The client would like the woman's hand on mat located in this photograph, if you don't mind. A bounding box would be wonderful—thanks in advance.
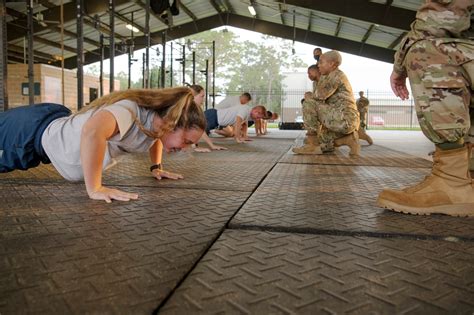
[235,138,245,144]
[210,145,227,150]
[152,169,184,180]
[194,147,212,153]
[88,186,139,203]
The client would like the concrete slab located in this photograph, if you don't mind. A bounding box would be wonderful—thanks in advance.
[160,230,474,314]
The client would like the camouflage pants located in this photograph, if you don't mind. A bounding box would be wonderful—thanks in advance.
[359,110,368,129]
[317,103,360,150]
[302,99,320,134]
[406,39,474,145]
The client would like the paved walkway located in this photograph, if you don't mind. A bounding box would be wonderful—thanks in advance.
[1,130,473,314]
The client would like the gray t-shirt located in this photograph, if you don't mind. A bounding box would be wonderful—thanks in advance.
[217,105,251,127]
[215,96,241,109]
[41,100,157,181]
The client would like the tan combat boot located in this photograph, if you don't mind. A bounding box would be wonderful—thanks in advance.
[377,145,474,216]
[292,135,323,155]
[358,128,373,145]
[468,143,474,179]
[303,131,317,144]
[334,131,361,156]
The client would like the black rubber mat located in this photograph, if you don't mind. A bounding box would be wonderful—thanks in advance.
[229,164,474,239]
[0,183,248,314]
[0,138,292,191]
[159,230,474,315]
[279,144,432,168]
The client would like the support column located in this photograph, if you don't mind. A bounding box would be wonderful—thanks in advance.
[170,42,173,87]
[212,40,216,108]
[109,0,115,92]
[99,34,104,96]
[204,59,208,110]
[0,0,8,111]
[192,51,195,85]
[181,44,185,86]
[27,0,34,105]
[161,31,166,88]
[77,0,84,109]
[145,0,150,88]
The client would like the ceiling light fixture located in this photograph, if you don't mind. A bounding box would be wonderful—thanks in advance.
[126,24,139,33]
[248,5,257,16]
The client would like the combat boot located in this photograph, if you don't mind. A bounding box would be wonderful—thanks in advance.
[468,143,474,179]
[358,128,373,145]
[292,135,323,155]
[303,131,317,144]
[334,132,361,156]
[377,145,474,216]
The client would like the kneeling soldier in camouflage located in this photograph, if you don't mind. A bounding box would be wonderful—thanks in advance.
[292,51,360,156]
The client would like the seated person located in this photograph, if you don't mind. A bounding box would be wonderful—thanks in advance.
[200,105,267,150]
[293,50,360,156]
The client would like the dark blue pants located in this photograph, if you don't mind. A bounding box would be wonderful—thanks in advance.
[204,109,219,134]
[0,103,71,172]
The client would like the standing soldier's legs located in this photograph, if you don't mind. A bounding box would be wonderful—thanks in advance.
[318,104,360,156]
[378,40,474,216]
[358,111,373,145]
[293,99,323,154]
[462,58,474,175]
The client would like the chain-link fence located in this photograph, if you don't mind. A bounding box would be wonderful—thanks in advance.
[220,89,420,129]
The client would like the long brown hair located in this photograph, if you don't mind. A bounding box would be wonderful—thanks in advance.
[79,87,206,138]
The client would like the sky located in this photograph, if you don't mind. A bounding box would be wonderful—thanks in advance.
[89,26,397,94]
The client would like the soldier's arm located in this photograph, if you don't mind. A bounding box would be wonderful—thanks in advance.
[315,72,339,101]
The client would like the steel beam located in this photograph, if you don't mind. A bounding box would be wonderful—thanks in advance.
[6,6,100,48]
[284,0,416,30]
[62,13,397,68]
[227,14,395,63]
[278,3,285,25]
[335,17,343,37]
[133,0,168,26]
[361,24,375,43]
[388,31,407,49]
[115,11,145,33]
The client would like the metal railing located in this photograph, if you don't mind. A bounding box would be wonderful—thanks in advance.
[220,89,420,129]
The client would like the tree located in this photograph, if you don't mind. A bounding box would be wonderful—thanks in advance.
[182,30,306,113]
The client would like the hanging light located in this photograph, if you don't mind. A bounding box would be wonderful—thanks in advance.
[126,24,139,33]
[248,5,257,16]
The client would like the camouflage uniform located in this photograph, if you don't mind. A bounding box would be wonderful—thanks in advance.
[356,95,370,129]
[394,0,473,146]
[313,69,360,151]
[302,79,320,134]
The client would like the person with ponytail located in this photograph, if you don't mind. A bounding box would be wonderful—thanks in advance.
[0,87,206,203]
[188,84,226,152]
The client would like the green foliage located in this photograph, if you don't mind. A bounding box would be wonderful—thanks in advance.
[182,29,306,114]
[127,29,307,113]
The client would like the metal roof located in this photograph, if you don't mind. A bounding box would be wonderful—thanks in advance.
[4,0,423,67]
